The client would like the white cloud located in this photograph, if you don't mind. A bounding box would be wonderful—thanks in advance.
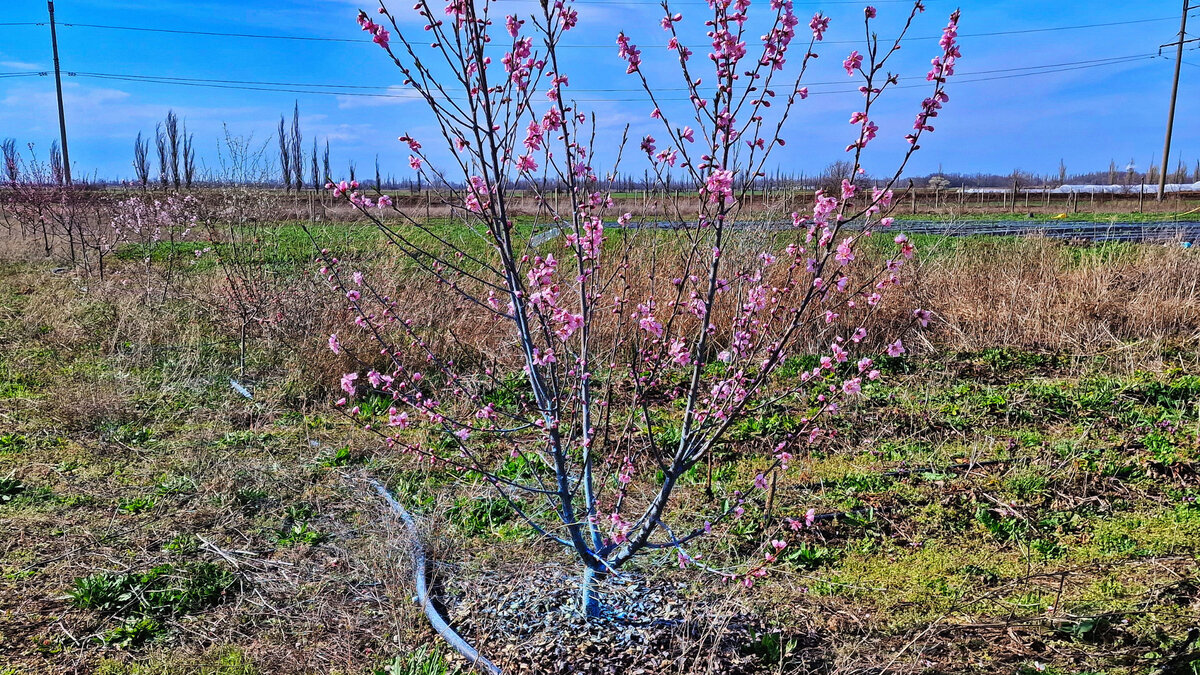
[1,60,42,71]
[336,85,422,109]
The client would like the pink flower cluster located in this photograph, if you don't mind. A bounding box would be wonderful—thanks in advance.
[616,32,641,73]
[357,10,389,49]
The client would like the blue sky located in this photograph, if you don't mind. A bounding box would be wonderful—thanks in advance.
[1,0,1197,182]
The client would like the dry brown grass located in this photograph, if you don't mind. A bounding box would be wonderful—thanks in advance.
[904,236,1200,354]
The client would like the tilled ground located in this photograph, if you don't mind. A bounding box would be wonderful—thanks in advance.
[442,565,787,674]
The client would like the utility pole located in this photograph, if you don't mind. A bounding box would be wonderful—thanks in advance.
[1157,0,1195,200]
[47,1,71,184]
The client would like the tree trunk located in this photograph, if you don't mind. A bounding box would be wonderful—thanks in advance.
[579,565,606,618]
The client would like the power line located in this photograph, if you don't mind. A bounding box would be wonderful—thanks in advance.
[52,55,1158,103]
[60,22,364,43]
[54,15,1184,48]
[54,53,1156,95]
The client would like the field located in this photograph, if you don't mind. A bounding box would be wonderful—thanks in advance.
[1,203,1198,675]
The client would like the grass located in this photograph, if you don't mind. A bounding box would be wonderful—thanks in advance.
[1,219,1198,674]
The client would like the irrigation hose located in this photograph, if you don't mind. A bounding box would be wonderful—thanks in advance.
[371,479,503,675]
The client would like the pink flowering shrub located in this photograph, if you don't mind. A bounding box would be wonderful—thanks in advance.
[324,0,960,614]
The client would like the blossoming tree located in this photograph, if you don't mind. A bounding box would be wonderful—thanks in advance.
[322,0,960,617]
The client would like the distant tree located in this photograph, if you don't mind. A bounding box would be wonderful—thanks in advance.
[277,115,292,191]
[133,131,151,188]
[322,140,331,187]
[1147,161,1159,185]
[290,102,304,191]
[165,111,181,189]
[1194,160,1199,183]
[49,141,63,186]
[1108,160,1117,186]
[2,138,17,184]
[310,138,320,192]
[1173,160,1188,185]
[182,125,196,188]
[154,124,169,187]
[818,160,856,194]
[1057,159,1066,186]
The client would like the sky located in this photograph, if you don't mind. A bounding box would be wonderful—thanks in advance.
[1,0,1198,183]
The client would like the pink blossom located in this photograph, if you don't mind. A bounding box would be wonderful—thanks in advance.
[865,6,877,19]
[465,176,492,213]
[328,334,341,354]
[680,126,695,143]
[388,409,410,428]
[639,316,664,338]
[398,135,421,152]
[703,169,735,204]
[377,194,393,208]
[835,237,855,265]
[668,339,691,365]
[409,156,423,171]
[809,14,830,41]
[843,50,863,76]
[505,14,523,38]
[886,340,906,358]
[616,32,642,74]
[373,28,389,49]
[340,372,359,395]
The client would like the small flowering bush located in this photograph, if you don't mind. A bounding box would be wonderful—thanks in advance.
[324,0,960,614]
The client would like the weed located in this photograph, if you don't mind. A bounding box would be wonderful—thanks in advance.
[119,496,156,514]
[319,445,357,467]
[784,542,839,570]
[277,521,323,547]
[975,505,1026,542]
[1004,469,1049,500]
[745,631,800,668]
[68,563,238,617]
[0,433,29,453]
[234,487,270,506]
[155,474,197,496]
[163,533,201,555]
[101,423,155,447]
[0,473,25,503]
[375,645,461,675]
[102,617,165,648]
[447,497,512,536]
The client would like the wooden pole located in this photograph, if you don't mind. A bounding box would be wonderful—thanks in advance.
[1158,0,1191,200]
[47,1,71,184]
